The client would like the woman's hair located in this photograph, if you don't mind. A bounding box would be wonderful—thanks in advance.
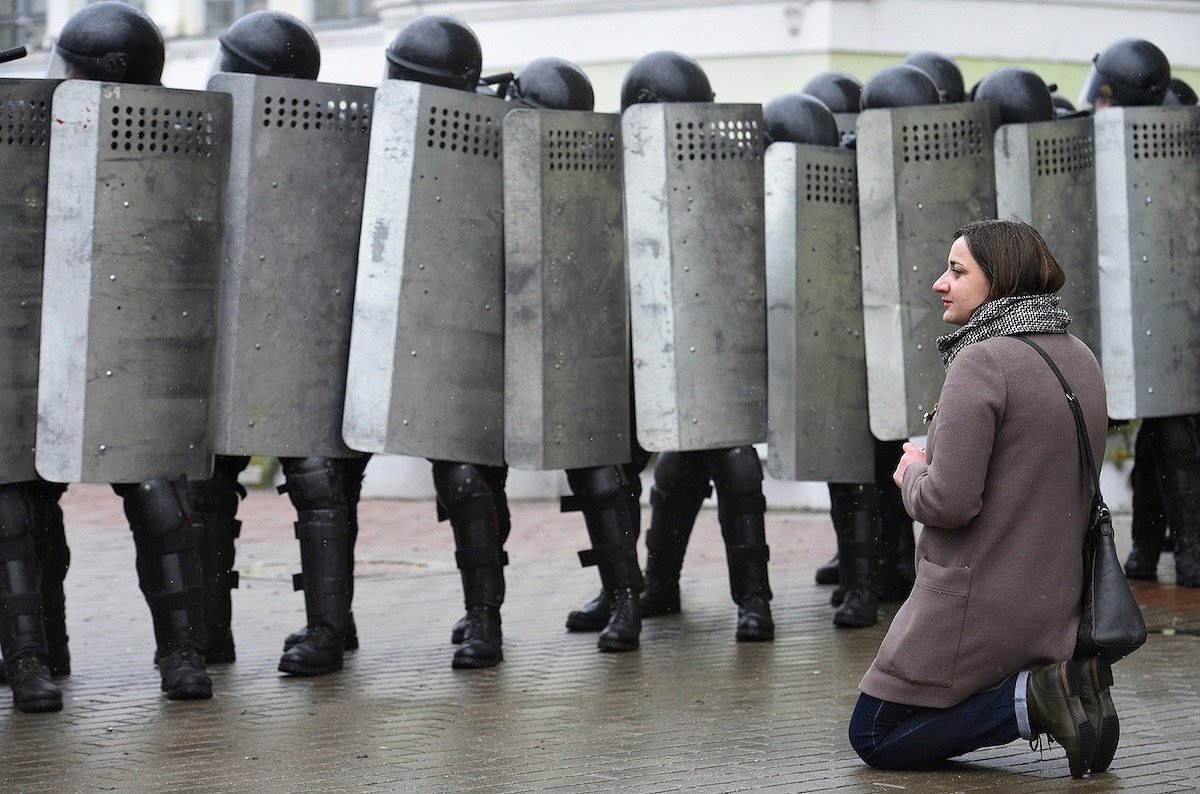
[953,218,1066,300]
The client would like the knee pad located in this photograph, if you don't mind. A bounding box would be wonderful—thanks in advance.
[565,465,626,510]
[712,446,764,498]
[279,457,346,511]
[0,484,33,539]
[123,478,189,536]
[652,451,710,493]
[187,476,244,516]
[432,461,495,509]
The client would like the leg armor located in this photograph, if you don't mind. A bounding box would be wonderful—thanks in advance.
[1151,415,1200,587]
[26,479,71,676]
[117,478,212,700]
[187,455,247,664]
[277,457,354,676]
[0,484,61,712]
[828,483,881,628]
[564,465,641,652]
[641,451,710,616]
[433,461,506,668]
[1126,420,1168,579]
[712,446,774,642]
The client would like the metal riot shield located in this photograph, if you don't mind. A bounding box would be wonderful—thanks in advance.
[344,81,506,465]
[37,81,231,483]
[503,108,630,470]
[765,142,874,483]
[1095,105,1200,420]
[206,73,372,458]
[623,102,767,452]
[857,102,997,440]
[0,79,57,484]
[995,116,1100,356]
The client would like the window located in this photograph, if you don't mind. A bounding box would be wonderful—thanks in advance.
[0,0,46,50]
[206,0,267,34]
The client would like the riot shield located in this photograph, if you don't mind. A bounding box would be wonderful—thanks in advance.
[995,115,1100,356]
[1095,105,1200,419]
[37,81,231,483]
[623,102,767,452]
[0,79,57,484]
[503,108,630,470]
[857,102,997,440]
[765,142,874,483]
[344,81,506,465]
[206,73,372,458]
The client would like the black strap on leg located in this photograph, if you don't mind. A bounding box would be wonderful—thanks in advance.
[455,546,509,570]
[726,543,770,566]
[577,543,637,568]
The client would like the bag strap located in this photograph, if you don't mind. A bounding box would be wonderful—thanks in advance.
[1012,335,1104,509]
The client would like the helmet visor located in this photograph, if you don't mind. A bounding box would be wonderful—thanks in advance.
[46,46,130,82]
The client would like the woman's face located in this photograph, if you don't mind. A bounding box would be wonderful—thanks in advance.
[933,236,991,326]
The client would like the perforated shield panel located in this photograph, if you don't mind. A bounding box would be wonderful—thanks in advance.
[37,82,230,483]
[0,79,57,484]
[503,109,630,470]
[1095,105,1200,419]
[995,116,1100,357]
[857,103,997,440]
[623,102,768,452]
[344,81,507,465]
[765,143,873,482]
[207,74,372,458]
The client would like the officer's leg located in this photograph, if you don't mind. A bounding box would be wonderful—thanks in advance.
[433,461,506,668]
[712,446,774,642]
[564,465,642,652]
[188,455,247,664]
[276,457,354,676]
[828,483,882,628]
[565,445,652,632]
[0,484,61,712]
[874,439,916,601]
[641,451,710,616]
[26,479,71,677]
[116,479,212,700]
[1153,415,1200,587]
[1126,419,1168,579]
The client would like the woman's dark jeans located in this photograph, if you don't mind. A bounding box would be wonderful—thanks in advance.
[849,676,1021,769]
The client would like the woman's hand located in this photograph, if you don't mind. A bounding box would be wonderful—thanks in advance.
[893,441,927,487]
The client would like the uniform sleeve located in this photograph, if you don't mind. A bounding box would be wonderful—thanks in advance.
[901,344,1007,529]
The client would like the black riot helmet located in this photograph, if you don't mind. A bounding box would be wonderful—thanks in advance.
[860,64,941,110]
[385,13,481,91]
[620,50,714,110]
[1163,77,1198,106]
[216,11,320,80]
[48,1,164,85]
[800,71,863,113]
[507,57,594,111]
[973,67,1054,125]
[1079,38,1171,108]
[902,51,965,103]
[762,92,839,147]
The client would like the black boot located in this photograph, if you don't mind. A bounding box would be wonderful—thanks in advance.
[565,473,644,632]
[278,508,353,676]
[448,498,506,669]
[1125,442,1166,580]
[188,464,246,665]
[640,481,708,616]
[122,478,212,700]
[718,492,774,642]
[28,480,71,678]
[831,484,881,628]
[0,484,63,713]
[1151,416,1200,588]
[877,485,916,602]
[814,554,839,585]
[569,475,642,652]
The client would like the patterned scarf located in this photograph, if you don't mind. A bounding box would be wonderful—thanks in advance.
[936,294,1071,368]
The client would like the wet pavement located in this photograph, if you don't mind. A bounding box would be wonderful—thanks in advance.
[2,482,1199,792]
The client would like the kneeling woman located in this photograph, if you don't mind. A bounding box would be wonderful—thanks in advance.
[850,219,1116,779]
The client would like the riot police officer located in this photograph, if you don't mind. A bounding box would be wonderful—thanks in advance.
[568,51,774,643]
[183,10,370,679]
[502,56,646,654]
[902,51,965,103]
[46,1,212,702]
[1081,38,1199,587]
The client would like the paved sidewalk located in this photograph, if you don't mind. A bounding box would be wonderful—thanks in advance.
[2,484,1198,792]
